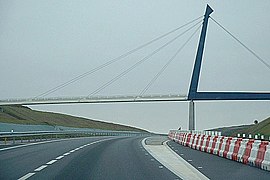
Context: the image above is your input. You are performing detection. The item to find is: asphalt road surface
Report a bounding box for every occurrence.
[167,140,270,180]
[0,136,179,180]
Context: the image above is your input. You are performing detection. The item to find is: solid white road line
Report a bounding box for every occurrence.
[46,160,57,165]
[0,140,62,151]
[18,173,35,180]
[0,137,105,151]
[34,165,48,172]
[0,136,100,152]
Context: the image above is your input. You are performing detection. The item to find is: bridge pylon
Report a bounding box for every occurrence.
[187,5,213,130]
[188,101,195,130]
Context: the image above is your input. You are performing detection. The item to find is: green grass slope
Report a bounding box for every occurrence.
[0,105,148,132]
[210,116,270,136]
[238,117,270,135]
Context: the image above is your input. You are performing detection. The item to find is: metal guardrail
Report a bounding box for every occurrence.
[0,130,149,145]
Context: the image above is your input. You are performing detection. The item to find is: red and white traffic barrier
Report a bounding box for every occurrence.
[189,133,197,148]
[242,139,255,164]
[255,141,269,168]
[231,138,243,161]
[213,136,225,155]
[262,145,270,171]
[248,140,262,166]
[198,134,206,151]
[203,135,211,152]
[226,138,237,159]
[192,134,200,149]
[209,136,219,154]
[168,130,270,171]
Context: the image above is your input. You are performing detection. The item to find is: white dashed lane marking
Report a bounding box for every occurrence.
[17,138,114,180]
[18,173,35,180]
[46,160,57,165]
[55,155,64,160]
[34,165,48,172]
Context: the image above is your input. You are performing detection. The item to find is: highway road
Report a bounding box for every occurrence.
[167,140,270,180]
[0,136,179,180]
[2,136,269,180]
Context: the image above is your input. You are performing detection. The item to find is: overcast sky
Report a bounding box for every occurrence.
[1,1,269,133]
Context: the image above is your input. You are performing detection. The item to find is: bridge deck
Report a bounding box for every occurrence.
[0,95,187,105]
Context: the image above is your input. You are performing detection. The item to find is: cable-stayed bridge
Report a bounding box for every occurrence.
[1,5,270,130]
[1,4,270,180]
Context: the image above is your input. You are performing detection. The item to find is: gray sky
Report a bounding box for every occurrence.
[1,0,270,133]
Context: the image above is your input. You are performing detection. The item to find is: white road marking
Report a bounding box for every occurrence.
[188,159,193,162]
[159,165,164,169]
[198,166,203,169]
[0,140,62,151]
[18,138,115,180]
[0,136,95,152]
[34,165,47,172]
[69,150,75,153]
[18,173,35,180]
[46,160,57,165]
[55,155,64,160]
[142,138,209,180]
